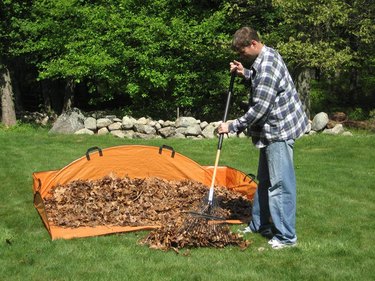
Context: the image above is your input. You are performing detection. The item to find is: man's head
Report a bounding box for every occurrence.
[232,27,263,60]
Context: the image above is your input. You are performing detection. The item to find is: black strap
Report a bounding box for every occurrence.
[85,146,103,161]
[158,145,175,158]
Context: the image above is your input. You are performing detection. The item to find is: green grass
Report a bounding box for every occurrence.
[0,125,374,281]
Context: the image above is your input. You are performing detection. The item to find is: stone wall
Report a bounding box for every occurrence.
[47,108,353,139]
[75,115,250,139]
[48,109,247,139]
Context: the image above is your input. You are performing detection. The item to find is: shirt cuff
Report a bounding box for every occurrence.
[228,122,236,133]
[244,68,251,80]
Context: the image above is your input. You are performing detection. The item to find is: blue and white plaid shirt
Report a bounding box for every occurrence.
[229,46,308,148]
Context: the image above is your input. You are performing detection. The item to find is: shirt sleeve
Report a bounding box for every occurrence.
[229,65,278,133]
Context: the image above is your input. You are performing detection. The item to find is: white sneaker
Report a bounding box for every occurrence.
[268,237,278,245]
[238,226,253,234]
[269,238,297,249]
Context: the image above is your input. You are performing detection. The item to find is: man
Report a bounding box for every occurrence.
[218,27,308,249]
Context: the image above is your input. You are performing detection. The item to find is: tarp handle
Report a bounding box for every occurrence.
[244,173,257,183]
[159,144,175,158]
[86,146,103,161]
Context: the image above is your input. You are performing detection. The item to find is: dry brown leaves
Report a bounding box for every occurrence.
[44,175,252,250]
[139,217,251,252]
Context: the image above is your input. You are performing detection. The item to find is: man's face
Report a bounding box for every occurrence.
[238,41,258,60]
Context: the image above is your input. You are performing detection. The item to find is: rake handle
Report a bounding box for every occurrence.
[208,72,236,204]
[218,71,236,150]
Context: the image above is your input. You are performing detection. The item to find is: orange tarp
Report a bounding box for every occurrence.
[32,145,257,240]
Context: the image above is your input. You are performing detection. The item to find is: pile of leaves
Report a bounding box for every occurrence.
[44,175,252,250]
[139,217,250,251]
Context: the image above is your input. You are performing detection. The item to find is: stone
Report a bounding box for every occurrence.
[163,120,175,127]
[185,124,202,136]
[133,132,157,140]
[105,115,117,121]
[322,128,334,135]
[171,133,186,139]
[110,130,126,138]
[200,121,208,129]
[305,122,312,134]
[123,130,135,139]
[158,127,176,138]
[175,117,199,128]
[49,108,85,134]
[323,123,345,135]
[122,116,136,130]
[41,116,49,126]
[326,120,338,129]
[134,124,156,135]
[311,112,329,131]
[175,127,187,135]
[342,131,353,136]
[202,122,219,139]
[97,118,112,128]
[137,117,149,125]
[108,122,122,131]
[97,127,109,135]
[84,117,97,131]
[332,124,345,134]
[74,128,94,135]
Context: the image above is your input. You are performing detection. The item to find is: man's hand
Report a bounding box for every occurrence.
[230,60,245,77]
[217,122,229,134]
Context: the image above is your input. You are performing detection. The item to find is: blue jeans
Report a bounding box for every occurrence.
[249,140,297,244]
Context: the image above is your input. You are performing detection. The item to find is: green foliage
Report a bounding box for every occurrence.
[0,0,32,57]
[347,107,367,121]
[265,0,375,115]
[270,0,353,73]
[309,81,329,115]
[369,109,375,121]
[10,0,239,120]
[3,0,374,120]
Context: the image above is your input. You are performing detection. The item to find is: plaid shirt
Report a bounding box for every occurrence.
[229,46,308,148]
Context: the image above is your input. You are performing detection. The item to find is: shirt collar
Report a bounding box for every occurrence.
[251,45,267,72]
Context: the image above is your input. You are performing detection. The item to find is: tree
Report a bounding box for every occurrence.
[0,63,17,126]
[7,0,374,120]
[269,0,375,115]
[0,1,23,126]
[11,0,236,119]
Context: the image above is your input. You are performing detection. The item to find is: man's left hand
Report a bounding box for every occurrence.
[217,122,229,134]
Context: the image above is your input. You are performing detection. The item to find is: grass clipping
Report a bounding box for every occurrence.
[44,175,251,251]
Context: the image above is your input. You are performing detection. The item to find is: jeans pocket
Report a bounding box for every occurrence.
[269,181,282,193]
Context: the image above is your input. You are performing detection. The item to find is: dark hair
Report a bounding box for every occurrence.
[232,27,260,51]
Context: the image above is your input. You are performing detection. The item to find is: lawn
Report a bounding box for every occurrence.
[0,125,374,281]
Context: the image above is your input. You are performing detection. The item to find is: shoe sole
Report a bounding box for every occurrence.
[271,243,297,249]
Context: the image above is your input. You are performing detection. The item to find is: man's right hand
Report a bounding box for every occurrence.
[230,60,245,77]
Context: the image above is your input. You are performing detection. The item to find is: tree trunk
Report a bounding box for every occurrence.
[294,67,313,119]
[0,65,17,126]
[8,66,23,112]
[63,79,75,112]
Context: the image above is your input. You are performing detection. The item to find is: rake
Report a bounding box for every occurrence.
[189,71,236,220]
